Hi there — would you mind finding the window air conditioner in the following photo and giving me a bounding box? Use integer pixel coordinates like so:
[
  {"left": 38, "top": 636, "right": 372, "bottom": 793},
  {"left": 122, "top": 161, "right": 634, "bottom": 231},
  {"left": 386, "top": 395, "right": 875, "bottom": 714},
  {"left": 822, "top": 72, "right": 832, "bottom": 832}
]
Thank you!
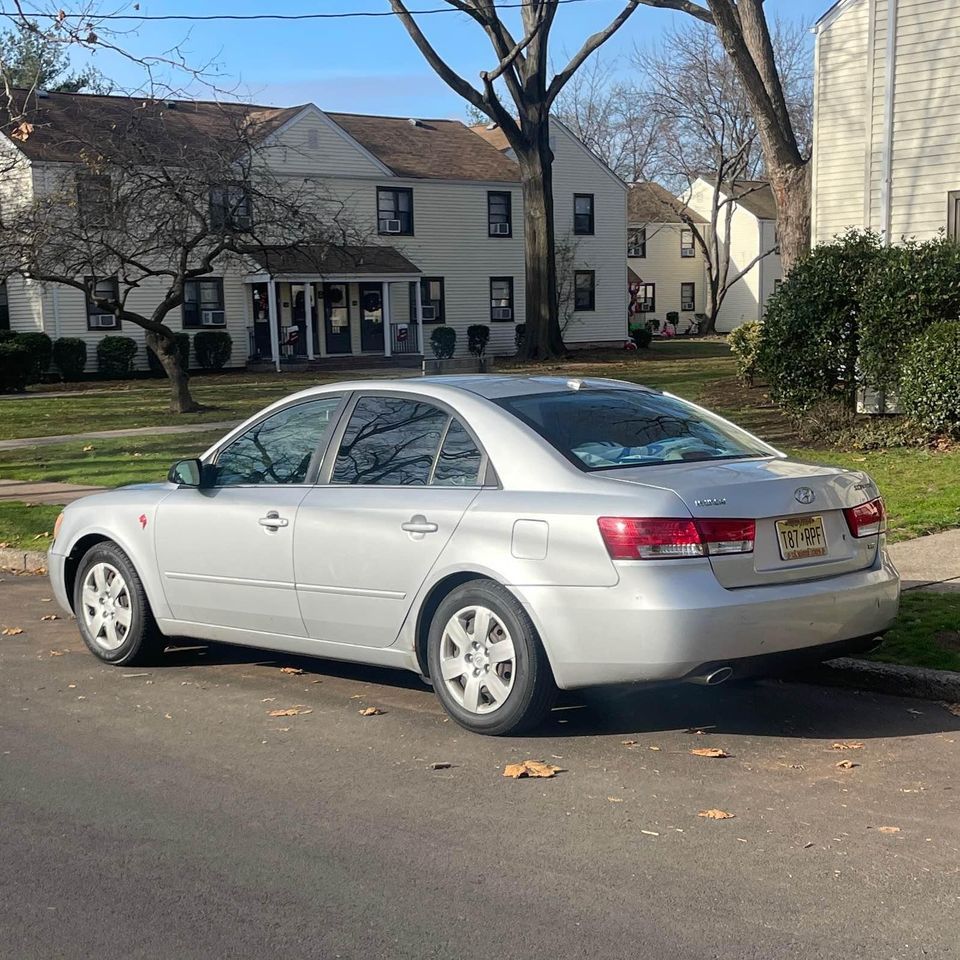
[
  {"left": 380, "top": 219, "right": 402, "bottom": 233},
  {"left": 201, "top": 309, "right": 226, "bottom": 326},
  {"left": 89, "top": 314, "right": 116, "bottom": 328},
  {"left": 420, "top": 305, "right": 436, "bottom": 320},
  {"left": 490, "top": 222, "right": 510, "bottom": 235},
  {"left": 492, "top": 307, "right": 513, "bottom": 320},
  {"left": 682, "top": 301, "right": 695, "bottom": 311}
]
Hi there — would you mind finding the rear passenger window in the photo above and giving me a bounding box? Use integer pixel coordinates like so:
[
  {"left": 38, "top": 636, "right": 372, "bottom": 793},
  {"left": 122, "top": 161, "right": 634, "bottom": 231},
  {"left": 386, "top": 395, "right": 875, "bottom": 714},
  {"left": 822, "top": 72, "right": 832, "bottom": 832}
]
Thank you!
[{"left": 434, "top": 419, "right": 482, "bottom": 486}]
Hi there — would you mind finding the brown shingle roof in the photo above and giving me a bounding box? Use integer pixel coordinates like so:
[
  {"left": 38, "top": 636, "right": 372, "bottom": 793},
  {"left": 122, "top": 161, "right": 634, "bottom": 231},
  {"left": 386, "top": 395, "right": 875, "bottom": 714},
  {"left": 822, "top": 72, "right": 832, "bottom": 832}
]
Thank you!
[
  {"left": 628, "top": 182, "right": 706, "bottom": 224},
  {"left": 469, "top": 123, "right": 511, "bottom": 153},
  {"left": 329, "top": 113, "right": 519, "bottom": 182},
  {"left": 249, "top": 244, "right": 420, "bottom": 277}
]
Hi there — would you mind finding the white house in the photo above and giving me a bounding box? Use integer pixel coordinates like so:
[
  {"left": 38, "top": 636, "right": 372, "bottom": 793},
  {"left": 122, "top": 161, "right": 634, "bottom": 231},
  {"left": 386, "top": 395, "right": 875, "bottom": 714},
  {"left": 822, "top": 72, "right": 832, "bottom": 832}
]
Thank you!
[
  {"left": 812, "top": 0, "right": 960, "bottom": 245},
  {"left": 0, "top": 91, "right": 627, "bottom": 372}
]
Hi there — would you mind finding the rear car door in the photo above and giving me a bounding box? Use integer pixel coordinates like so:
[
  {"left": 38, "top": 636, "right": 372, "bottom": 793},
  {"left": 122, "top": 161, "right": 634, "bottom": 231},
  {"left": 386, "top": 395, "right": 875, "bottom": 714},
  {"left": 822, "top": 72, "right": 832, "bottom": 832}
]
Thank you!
[
  {"left": 293, "top": 393, "right": 485, "bottom": 648},
  {"left": 155, "top": 395, "right": 345, "bottom": 636}
]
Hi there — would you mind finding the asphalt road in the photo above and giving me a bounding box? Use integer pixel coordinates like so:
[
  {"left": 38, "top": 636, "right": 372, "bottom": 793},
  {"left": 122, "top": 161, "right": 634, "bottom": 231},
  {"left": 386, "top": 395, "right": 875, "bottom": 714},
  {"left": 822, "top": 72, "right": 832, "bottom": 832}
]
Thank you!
[{"left": 2, "top": 573, "right": 959, "bottom": 960}]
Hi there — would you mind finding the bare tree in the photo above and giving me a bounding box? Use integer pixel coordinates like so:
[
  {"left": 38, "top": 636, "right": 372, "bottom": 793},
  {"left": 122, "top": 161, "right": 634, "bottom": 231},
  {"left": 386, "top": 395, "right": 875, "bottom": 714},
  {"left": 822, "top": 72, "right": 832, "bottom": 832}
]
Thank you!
[
  {"left": 388, "top": 0, "right": 640, "bottom": 359},
  {"left": 0, "top": 92, "right": 355, "bottom": 412},
  {"left": 637, "top": 0, "right": 812, "bottom": 272}
]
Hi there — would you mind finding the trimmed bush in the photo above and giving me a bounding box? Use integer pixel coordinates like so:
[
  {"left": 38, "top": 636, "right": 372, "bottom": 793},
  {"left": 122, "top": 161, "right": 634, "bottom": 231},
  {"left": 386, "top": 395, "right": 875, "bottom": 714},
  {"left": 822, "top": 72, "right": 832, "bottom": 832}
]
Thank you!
[
  {"left": 728, "top": 321, "right": 763, "bottom": 386},
  {"left": 430, "top": 325, "right": 456, "bottom": 360},
  {"left": 628, "top": 324, "right": 653, "bottom": 349},
  {"left": 147, "top": 332, "right": 190, "bottom": 375},
  {"left": 0, "top": 340, "right": 31, "bottom": 392},
  {"left": 467, "top": 324, "right": 490, "bottom": 357},
  {"left": 193, "top": 329, "right": 233, "bottom": 370},
  {"left": 53, "top": 337, "right": 88, "bottom": 381},
  {"left": 0, "top": 329, "right": 17, "bottom": 343},
  {"left": 514, "top": 323, "right": 526, "bottom": 354},
  {"left": 15, "top": 331, "right": 52, "bottom": 382},
  {"left": 97, "top": 335, "right": 138, "bottom": 378},
  {"left": 758, "top": 230, "right": 883, "bottom": 412},
  {"left": 898, "top": 321, "right": 960, "bottom": 438}
]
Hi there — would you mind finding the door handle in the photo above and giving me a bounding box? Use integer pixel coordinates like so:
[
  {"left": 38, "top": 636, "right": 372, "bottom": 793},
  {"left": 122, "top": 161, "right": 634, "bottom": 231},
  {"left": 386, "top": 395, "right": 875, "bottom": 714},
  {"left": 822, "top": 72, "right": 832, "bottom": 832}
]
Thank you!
[
  {"left": 258, "top": 511, "right": 289, "bottom": 530},
  {"left": 401, "top": 514, "right": 438, "bottom": 535}
]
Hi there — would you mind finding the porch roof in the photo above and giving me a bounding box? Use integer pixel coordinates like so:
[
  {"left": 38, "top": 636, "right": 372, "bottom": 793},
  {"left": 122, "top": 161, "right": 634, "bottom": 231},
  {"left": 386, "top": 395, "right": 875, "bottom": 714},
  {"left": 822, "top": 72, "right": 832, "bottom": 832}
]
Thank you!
[{"left": 247, "top": 244, "right": 421, "bottom": 280}]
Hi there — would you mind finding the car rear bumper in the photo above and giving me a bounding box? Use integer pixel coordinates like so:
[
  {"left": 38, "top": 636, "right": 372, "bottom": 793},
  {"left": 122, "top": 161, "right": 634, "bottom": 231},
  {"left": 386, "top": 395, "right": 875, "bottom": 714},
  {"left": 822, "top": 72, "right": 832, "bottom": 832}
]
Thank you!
[{"left": 512, "top": 552, "right": 900, "bottom": 689}]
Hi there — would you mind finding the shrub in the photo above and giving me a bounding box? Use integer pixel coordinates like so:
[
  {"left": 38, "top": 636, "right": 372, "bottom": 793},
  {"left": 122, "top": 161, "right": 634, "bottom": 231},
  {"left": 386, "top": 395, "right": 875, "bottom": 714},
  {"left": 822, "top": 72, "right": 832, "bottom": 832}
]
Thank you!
[
  {"left": 467, "top": 324, "right": 490, "bottom": 357},
  {"left": 193, "top": 330, "right": 233, "bottom": 370},
  {"left": 628, "top": 324, "right": 653, "bottom": 349},
  {"left": 147, "top": 332, "right": 190, "bottom": 375},
  {"left": 430, "top": 325, "right": 456, "bottom": 360},
  {"left": 728, "top": 321, "right": 763, "bottom": 386},
  {"left": 53, "top": 337, "right": 88, "bottom": 380},
  {"left": 0, "top": 329, "right": 17, "bottom": 343},
  {"left": 15, "top": 331, "right": 52, "bottom": 382},
  {"left": 898, "top": 321, "right": 960, "bottom": 438},
  {"left": 514, "top": 323, "right": 526, "bottom": 354},
  {"left": 758, "top": 230, "right": 883, "bottom": 412},
  {"left": 0, "top": 340, "right": 31, "bottom": 392},
  {"left": 97, "top": 335, "right": 138, "bottom": 378}
]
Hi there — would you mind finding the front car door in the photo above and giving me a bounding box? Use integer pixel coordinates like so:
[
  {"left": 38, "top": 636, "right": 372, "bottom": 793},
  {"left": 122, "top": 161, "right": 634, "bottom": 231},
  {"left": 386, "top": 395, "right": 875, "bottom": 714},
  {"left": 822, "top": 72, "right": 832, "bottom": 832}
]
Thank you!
[
  {"left": 294, "top": 393, "right": 487, "bottom": 648},
  {"left": 155, "top": 394, "right": 345, "bottom": 637}
]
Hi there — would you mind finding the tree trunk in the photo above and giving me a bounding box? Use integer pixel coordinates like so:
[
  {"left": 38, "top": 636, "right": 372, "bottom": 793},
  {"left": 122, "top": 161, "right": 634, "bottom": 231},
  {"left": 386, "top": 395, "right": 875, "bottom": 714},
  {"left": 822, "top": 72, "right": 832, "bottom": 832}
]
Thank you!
[
  {"left": 769, "top": 160, "right": 811, "bottom": 274},
  {"left": 701, "top": 287, "right": 719, "bottom": 335},
  {"left": 145, "top": 328, "right": 200, "bottom": 414},
  {"left": 517, "top": 126, "right": 566, "bottom": 361}
]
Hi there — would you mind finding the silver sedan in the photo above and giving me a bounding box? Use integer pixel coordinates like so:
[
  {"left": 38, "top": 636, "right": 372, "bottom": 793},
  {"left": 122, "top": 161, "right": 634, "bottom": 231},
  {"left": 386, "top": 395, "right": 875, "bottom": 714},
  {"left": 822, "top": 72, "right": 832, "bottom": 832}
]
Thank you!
[{"left": 48, "top": 376, "right": 900, "bottom": 735}]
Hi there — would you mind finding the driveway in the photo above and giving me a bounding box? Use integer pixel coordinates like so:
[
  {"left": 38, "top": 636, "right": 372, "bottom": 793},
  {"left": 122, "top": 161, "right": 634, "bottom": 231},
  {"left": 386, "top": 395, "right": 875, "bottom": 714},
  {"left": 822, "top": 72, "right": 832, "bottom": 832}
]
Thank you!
[{"left": 2, "top": 574, "right": 958, "bottom": 960}]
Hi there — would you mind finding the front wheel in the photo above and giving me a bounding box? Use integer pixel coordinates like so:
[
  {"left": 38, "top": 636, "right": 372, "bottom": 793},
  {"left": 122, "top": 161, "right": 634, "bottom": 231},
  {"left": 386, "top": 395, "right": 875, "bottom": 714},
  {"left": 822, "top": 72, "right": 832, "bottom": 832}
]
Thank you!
[{"left": 427, "top": 579, "right": 557, "bottom": 736}]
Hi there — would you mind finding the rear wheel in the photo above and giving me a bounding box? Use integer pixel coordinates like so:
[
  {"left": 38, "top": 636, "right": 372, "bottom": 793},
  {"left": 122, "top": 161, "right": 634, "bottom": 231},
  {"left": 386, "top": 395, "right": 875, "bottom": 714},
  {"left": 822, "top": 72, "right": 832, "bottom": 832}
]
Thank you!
[
  {"left": 427, "top": 579, "right": 556, "bottom": 736},
  {"left": 73, "top": 542, "right": 164, "bottom": 666}
]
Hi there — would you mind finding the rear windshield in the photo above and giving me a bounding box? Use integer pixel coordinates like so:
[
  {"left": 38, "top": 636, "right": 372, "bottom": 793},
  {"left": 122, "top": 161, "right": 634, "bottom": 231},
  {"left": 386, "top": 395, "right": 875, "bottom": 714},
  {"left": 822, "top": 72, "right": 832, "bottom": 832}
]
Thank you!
[{"left": 496, "top": 388, "right": 771, "bottom": 471}]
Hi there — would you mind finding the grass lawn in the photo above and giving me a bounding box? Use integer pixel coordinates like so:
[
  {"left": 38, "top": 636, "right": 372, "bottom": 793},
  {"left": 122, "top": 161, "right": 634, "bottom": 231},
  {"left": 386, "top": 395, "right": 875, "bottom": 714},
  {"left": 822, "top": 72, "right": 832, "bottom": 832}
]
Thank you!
[
  {"left": 866, "top": 591, "right": 960, "bottom": 672},
  {"left": 0, "top": 501, "right": 63, "bottom": 550}
]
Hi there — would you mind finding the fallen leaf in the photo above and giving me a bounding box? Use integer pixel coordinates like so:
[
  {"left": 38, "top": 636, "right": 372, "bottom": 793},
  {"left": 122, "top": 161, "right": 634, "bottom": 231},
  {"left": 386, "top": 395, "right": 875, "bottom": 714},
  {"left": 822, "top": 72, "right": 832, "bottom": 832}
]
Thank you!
[
  {"left": 1, "top": 627, "right": 23, "bottom": 636},
  {"left": 48, "top": 650, "right": 64, "bottom": 657},
  {"left": 67, "top": 683, "right": 76, "bottom": 689},
  {"left": 944, "top": 703, "right": 960, "bottom": 717},
  {"left": 831, "top": 742, "right": 865, "bottom": 751},
  {"left": 685, "top": 727, "right": 712, "bottom": 735},
  {"left": 648, "top": 745, "right": 662, "bottom": 751},
  {"left": 40, "top": 614, "right": 59, "bottom": 621},
  {"left": 877, "top": 826, "right": 900, "bottom": 834},
  {"left": 698, "top": 809, "right": 735, "bottom": 820},
  {"left": 164, "top": 713, "right": 172, "bottom": 720},
  {"left": 268, "top": 707, "right": 312, "bottom": 717},
  {"left": 260, "top": 697, "right": 276, "bottom": 702},
  {"left": 607, "top": 796, "right": 624, "bottom": 803},
  {"left": 81, "top": 445, "right": 94, "bottom": 452},
  {"left": 279, "top": 666, "right": 303, "bottom": 675},
  {"left": 836, "top": 760, "right": 859, "bottom": 769},
  {"left": 428, "top": 761, "right": 452, "bottom": 770},
  {"left": 803, "top": 841, "right": 815, "bottom": 849},
  {"left": 359, "top": 706, "right": 385, "bottom": 716},
  {"left": 502, "top": 760, "right": 565, "bottom": 779},
  {"left": 349, "top": 694, "right": 363, "bottom": 700},
  {"left": 691, "top": 747, "right": 731, "bottom": 759},
  {"left": 621, "top": 739, "right": 638, "bottom": 746},
  {"left": 641, "top": 830, "right": 659, "bottom": 836},
  {"left": 40, "top": 597, "right": 52, "bottom": 602}
]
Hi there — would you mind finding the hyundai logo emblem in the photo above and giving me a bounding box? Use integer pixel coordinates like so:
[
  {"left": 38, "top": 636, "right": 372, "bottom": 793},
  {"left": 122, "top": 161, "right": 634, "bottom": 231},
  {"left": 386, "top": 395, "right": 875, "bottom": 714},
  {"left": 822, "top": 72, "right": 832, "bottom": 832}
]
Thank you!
[{"left": 794, "top": 487, "right": 816, "bottom": 505}]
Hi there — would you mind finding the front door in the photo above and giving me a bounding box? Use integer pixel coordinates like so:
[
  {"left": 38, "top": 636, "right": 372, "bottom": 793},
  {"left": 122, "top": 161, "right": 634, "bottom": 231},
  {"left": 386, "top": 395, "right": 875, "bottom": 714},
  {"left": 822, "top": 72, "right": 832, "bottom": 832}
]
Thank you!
[
  {"left": 323, "top": 282, "right": 352, "bottom": 355},
  {"left": 155, "top": 394, "right": 346, "bottom": 637},
  {"left": 359, "top": 283, "right": 385, "bottom": 352},
  {"left": 294, "top": 394, "right": 485, "bottom": 648}
]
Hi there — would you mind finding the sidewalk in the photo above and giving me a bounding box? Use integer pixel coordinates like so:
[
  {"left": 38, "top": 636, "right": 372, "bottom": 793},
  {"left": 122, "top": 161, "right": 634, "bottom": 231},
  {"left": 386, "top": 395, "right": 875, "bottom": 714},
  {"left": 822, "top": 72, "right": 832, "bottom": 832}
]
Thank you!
[
  {"left": 0, "top": 480, "right": 105, "bottom": 505},
  {"left": 0, "top": 420, "right": 240, "bottom": 451},
  {"left": 887, "top": 529, "right": 960, "bottom": 593}
]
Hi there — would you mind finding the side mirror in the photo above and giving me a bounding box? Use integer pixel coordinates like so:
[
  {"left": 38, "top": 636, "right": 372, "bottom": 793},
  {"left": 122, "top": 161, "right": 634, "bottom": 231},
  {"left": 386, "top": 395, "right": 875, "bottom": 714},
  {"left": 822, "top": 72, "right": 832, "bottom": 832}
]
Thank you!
[{"left": 168, "top": 458, "right": 204, "bottom": 488}]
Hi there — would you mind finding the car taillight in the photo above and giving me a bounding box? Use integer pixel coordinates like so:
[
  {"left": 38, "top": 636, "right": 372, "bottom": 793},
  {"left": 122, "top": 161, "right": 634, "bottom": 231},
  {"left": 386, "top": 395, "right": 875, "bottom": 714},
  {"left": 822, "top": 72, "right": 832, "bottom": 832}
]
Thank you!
[
  {"left": 843, "top": 497, "right": 886, "bottom": 538},
  {"left": 598, "top": 517, "right": 755, "bottom": 560}
]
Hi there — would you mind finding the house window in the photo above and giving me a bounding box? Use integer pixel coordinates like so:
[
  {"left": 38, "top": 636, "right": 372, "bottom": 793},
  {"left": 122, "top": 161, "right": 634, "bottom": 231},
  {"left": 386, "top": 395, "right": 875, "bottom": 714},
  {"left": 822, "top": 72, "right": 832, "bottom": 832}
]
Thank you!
[
  {"left": 637, "top": 283, "right": 655, "bottom": 313},
  {"left": 487, "top": 191, "right": 512, "bottom": 237},
  {"left": 628, "top": 228, "right": 646, "bottom": 258},
  {"left": 209, "top": 184, "right": 252, "bottom": 231},
  {"left": 948, "top": 190, "right": 960, "bottom": 241},
  {"left": 490, "top": 277, "right": 514, "bottom": 322},
  {"left": 680, "top": 228, "right": 695, "bottom": 258},
  {"left": 377, "top": 187, "right": 414, "bottom": 235},
  {"left": 574, "top": 270, "right": 596, "bottom": 311},
  {"left": 680, "top": 282, "right": 695, "bottom": 312},
  {"left": 0, "top": 281, "right": 8, "bottom": 330},
  {"left": 574, "top": 194, "right": 595, "bottom": 235},
  {"left": 410, "top": 277, "right": 445, "bottom": 323},
  {"left": 183, "top": 278, "right": 225, "bottom": 328},
  {"left": 76, "top": 171, "right": 111, "bottom": 226},
  {"left": 85, "top": 276, "right": 120, "bottom": 330}
]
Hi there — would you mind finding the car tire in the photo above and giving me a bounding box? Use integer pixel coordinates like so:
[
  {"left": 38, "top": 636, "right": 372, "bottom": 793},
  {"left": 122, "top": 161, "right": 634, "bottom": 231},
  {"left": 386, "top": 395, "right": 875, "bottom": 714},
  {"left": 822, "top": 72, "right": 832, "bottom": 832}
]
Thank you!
[
  {"left": 427, "top": 579, "right": 557, "bottom": 736},
  {"left": 73, "top": 541, "right": 165, "bottom": 666}
]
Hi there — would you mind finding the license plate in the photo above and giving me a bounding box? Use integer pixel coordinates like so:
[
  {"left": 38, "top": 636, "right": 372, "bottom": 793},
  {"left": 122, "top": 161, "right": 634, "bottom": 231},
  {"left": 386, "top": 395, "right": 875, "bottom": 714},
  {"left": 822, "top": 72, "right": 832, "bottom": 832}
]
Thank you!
[{"left": 776, "top": 515, "right": 828, "bottom": 561}]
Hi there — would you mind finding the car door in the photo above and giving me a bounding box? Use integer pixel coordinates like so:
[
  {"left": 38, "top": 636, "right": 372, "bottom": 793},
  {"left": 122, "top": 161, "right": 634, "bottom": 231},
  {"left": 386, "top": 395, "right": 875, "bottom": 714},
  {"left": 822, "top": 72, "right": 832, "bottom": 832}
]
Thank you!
[
  {"left": 293, "top": 393, "right": 486, "bottom": 648},
  {"left": 155, "top": 394, "right": 345, "bottom": 636}
]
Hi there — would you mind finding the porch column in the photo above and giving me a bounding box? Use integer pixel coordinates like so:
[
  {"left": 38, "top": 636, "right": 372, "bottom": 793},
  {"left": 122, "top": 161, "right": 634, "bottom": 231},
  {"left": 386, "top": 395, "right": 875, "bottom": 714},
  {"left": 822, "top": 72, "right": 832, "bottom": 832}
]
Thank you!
[
  {"left": 304, "top": 283, "right": 315, "bottom": 360},
  {"left": 413, "top": 278, "right": 424, "bottom": 354},
  {"left": 267, "top": 280, "right": 281, "bottom": 373},
  {"left": 381, "top": 280, "right": 392, "bottom": 358}
]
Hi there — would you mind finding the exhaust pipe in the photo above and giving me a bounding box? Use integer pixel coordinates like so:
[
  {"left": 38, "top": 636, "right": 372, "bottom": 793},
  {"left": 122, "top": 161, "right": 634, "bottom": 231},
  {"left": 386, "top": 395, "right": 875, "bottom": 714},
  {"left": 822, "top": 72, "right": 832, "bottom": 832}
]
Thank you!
[{"left": 688, "top": 666, "right": 734, "bottom": 686}]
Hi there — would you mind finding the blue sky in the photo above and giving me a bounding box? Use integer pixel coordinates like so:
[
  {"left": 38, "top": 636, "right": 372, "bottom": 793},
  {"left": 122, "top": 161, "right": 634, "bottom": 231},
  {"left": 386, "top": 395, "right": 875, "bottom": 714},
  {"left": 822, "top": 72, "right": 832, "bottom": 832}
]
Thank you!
[{"left": 64, "top": 0, "right": 828, "bottom": 116}]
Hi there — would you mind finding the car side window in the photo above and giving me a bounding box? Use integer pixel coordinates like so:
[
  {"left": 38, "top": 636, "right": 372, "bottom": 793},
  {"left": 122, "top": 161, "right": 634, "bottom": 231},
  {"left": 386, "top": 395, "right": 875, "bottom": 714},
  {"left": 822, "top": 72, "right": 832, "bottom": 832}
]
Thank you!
[
  {"left": 214, "top": 396, "right": 343, "bottom": 486},
  {"left": 433, "top": 418, "right": 483, "bottom": 486}
]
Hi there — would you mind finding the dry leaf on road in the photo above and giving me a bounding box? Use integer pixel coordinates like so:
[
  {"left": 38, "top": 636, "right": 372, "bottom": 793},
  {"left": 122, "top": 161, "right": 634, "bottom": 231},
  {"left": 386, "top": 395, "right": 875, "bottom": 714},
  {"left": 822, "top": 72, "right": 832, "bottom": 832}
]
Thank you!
[
  {"left": 836, "top": 760, "right": 859, "bottom": 769},
  {"left": 279, "top": 666, "right": 303, "bottom": 675},
  {"left": 2, "top": 627, "right": 24, "bottom": 636},
  {"left": 944, "top": 703, "right": 960, "bottom": 717},
  {"left": 831, "top": 742, "right": 865, "bottom": 750},
  {"left": 502, "top": 759, "right": 564, "bottom": 779},
  {"left": 428, "top": 761, "right": 452, "bottom": 770},
  {"left": 641, "top": 830, "right": 659, "bottom": 836},
  {"left": 48, "top": 650, "right": 64, "bottom": 657},
  {"left": 876, "top": 826, "right": 901, "bottom": 834},
  {"left": 621, "top": 739, "right": 638, "bottom": 746},
  {"left": 607, "top": 796, "right": 624, "bottom": 803},
  {"left": 268, "top": 707, "right": 312, "bottom": 718},
  {"left": 698, "top": 809, "right": 735, "bottom": 820},
  {"left": 359, "top": 706, "right": 385, "bottom": 716},
  {"left": 649, "top": 745, "right": 662, "bottom": 751},
  {"left": 40, "top": 614, "right": 59, "bottom": 621},
  {"left": 691, "top": 747, "right": 731, "bottom": 759}
]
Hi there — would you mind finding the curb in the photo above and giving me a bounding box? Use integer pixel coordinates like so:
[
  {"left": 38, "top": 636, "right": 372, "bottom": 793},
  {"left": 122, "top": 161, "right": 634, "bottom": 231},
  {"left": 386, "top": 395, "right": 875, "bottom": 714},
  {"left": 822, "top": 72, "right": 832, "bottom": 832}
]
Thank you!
[
  {"left": 0, "top": 547, "right": 47, "bottom": 574},
  {"left": 803, "top": 656, "right": 960, "bottom": 703}
]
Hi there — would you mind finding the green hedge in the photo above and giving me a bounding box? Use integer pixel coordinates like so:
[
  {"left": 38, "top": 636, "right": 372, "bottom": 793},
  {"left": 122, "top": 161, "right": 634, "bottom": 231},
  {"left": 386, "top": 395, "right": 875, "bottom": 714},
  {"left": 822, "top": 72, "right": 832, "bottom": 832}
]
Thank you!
[
  {"left": 899, "top": 321, "right": 960, "bottom": 438},
  {"left": 97, "top": 335, "right": 138, "bottom": 378},
  {"left": 147, "top": 332, "right": 190, "bottom": 375},
  {"left": 430, "top": 325, "right": 456, "bottom": 360},
  {"left": 193, "top": 330, "right": 232, "bottom": 370},
  {"left": 467, "top": 324, "right": 490, "bottom": 357},
  {"left": 53, "top": 338, "right": 88, "bottom": 381},
  {"left": 0, "top": 340, "right": 31, "bottom": 392},
  {"left": 16, "top": 331, "right": 52, "bottom": 382},
  {"left": 728, "top": 321, "right": 763, "bottom": 386}
]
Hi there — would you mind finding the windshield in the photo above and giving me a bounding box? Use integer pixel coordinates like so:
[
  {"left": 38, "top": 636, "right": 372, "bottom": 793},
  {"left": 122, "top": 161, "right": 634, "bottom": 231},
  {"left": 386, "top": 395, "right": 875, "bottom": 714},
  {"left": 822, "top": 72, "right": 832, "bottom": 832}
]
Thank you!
[{"left": 496, "top": 388, "right": 772, "bottom": 471}]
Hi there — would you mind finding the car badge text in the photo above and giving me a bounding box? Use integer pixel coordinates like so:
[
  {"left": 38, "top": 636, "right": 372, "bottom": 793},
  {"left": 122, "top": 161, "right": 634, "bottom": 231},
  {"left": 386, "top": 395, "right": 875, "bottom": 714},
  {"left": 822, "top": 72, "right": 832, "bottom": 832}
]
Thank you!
[{"left": 694, "top": 497, "right": 727, "bottom": 507}]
